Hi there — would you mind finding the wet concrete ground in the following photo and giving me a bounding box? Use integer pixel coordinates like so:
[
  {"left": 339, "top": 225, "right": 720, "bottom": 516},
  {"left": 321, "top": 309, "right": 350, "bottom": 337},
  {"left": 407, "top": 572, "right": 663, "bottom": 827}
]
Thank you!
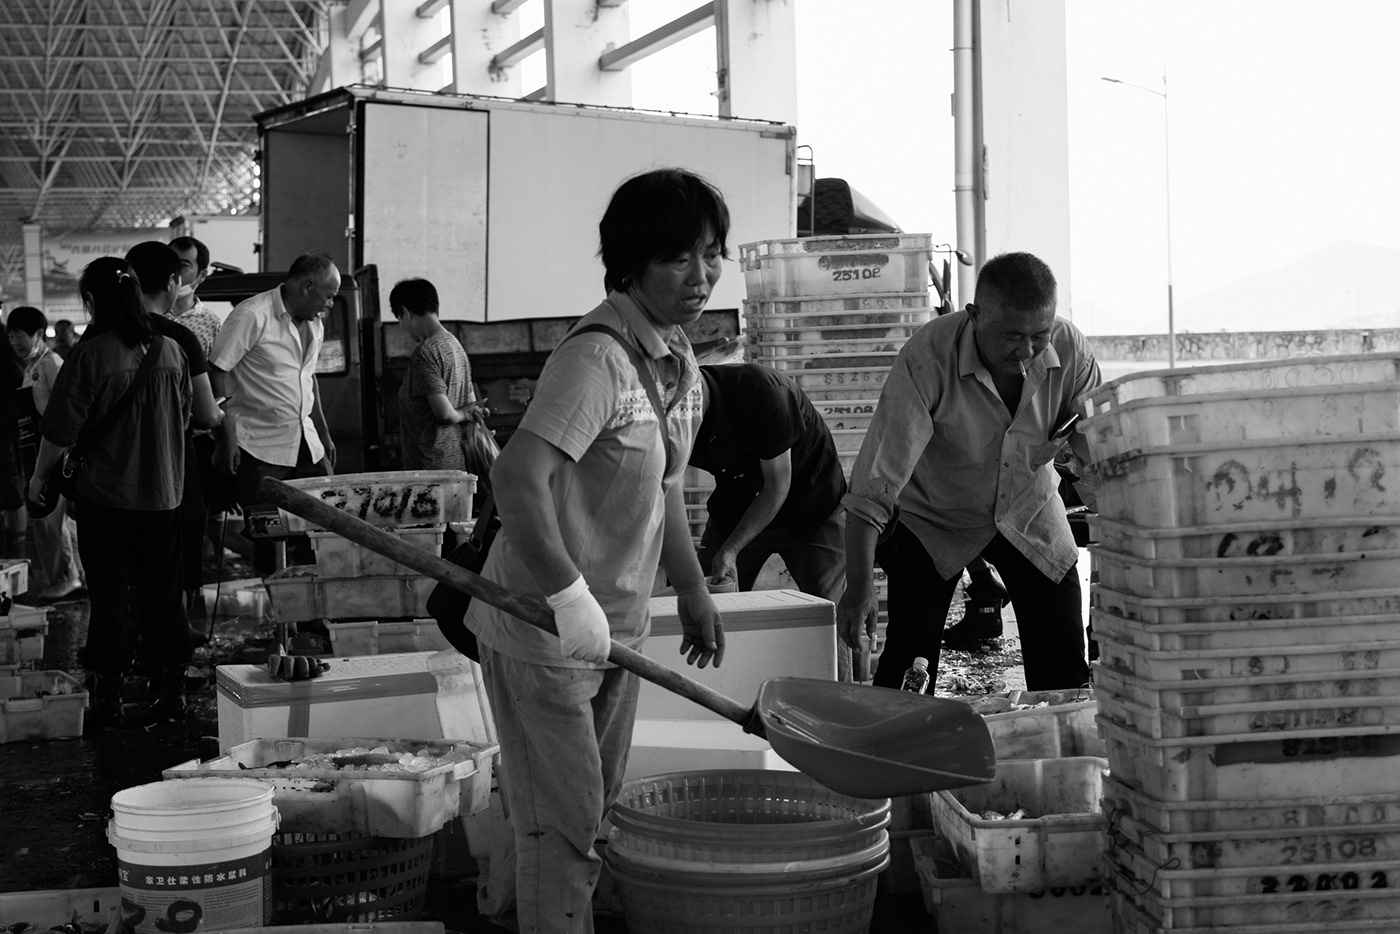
[{"left": 0, "top": 540, "right": 1024, "bottom": 930}]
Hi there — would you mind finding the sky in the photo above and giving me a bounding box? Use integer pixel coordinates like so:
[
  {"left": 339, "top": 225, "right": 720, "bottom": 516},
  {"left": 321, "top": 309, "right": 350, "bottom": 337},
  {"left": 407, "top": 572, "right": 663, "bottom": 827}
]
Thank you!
[{"left": 519, "top": 0, "right": 1400, "bottom": 336}]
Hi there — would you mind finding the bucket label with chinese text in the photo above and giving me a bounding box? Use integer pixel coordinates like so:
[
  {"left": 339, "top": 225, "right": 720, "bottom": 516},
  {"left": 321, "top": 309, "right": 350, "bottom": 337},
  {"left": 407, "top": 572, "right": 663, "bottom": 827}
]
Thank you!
[{"left": 116, "top": 850, "right": 271, "bottom": 934}]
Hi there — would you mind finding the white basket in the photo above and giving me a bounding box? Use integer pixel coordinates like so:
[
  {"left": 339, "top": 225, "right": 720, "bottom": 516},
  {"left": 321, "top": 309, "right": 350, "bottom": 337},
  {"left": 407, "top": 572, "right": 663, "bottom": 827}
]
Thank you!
[
  {"left": 1097, "top": 715, "right": 1400, "bottom": 802},
  {"left": 0, "top": 605, "right": 49, "bottom": 668},
  {"left": 1087, "top": 352, "right": 1400, "bottom": 409},
  {"left": 1, "top": 670, "right": 86, "bottom": 743},
  {"left": 279, "top": 470, "right": 476, "bottom": 532},
  {"left": 1085, "top": 434, "right": 1400, "bottom": 529},
  {"left": 739, "top": 234, "right": 933, "bottom": 300},
  {"left": 1091, "top": 606, "right": 1400, "bottom": 654},
  {"left": 981, "top": 689, "right": 1106, "bottom": 760},
  {"left": 326, "top": 619, "right": 451, "bottom": 656},
  {"left": 1086, "top": 514, "right": 1400, "bottom": 561},
  {"left": 1092, "top": 581, "right": 1400, "bottom": 625},
  {"left": 163, "top": 736, "right": 498, "bottom": 838},
  {"left": 1082, "top": 379, "right": 1400, "bottom": 466},
  {"left": 308, "top": 525, "right": 446, "bottom": 577},
  {"left": 1090, "top": 543, "right": 1400, "bottom": 600},
  {"left": 0, "top": 559, "right": 28, "bottom": 600},
  {"left": 929, "top": 756, "right": 1107, "bottom": 894},
  {"left": 263, "top": 566, "right": 435, "bottom": 622}
]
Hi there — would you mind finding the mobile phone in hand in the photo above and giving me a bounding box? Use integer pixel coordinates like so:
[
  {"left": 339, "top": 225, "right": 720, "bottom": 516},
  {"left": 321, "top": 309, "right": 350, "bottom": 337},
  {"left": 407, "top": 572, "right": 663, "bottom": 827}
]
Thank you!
[{"left": 1051, "top": 412, "right": 1082, "bottom": 440}]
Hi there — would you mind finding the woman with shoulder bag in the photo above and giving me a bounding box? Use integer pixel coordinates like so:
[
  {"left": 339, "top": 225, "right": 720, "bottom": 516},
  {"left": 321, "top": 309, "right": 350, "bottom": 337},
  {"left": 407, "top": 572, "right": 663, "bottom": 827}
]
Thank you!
[{"left": 26, "top": 256, "right": 193, "bottom": 730}]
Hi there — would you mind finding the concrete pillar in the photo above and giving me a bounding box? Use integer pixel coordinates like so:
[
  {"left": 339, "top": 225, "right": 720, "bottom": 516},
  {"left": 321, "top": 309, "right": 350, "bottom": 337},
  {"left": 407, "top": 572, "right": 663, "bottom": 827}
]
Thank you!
[
  {"left": 381, "top": 0, "right": 441, "bottom": 91},
  {"left": 544, "top": 0, "right": 631, "bottom": 106},
  {"left": 310, "top": 6, "right": 368, "bottom": 95},
  {"left": 22, "top": 223, "right": 43, "bottom": 306},
  {"left": 714, "top": 0, "right": 797, "bottom": 125},
  {"left": 449, "top": 0, "right": 523, "bottom": 97}
]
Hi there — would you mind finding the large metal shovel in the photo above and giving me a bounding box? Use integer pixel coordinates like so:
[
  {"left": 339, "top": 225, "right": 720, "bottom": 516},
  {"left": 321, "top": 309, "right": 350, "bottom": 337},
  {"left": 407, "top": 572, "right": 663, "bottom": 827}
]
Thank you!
[{"left": 259, "top": 477, "right": 996, "bottom": 798}]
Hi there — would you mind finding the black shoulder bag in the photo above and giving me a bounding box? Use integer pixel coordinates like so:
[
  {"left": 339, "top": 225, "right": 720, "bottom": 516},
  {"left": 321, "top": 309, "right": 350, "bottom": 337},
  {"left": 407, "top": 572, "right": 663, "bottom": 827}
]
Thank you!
[{"left": 427, "top": 322, "right": 675, "bottom": 660}]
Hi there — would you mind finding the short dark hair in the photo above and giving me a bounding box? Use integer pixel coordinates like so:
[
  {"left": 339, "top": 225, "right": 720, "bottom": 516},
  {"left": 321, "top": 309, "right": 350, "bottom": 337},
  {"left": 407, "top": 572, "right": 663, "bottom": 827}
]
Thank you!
[
  {"left": 288, "top": 253, "right": 338, "bottom": 282},
  {"left": 389, "top": 278, "right": 439, "bottom": 318},
  {"left": 973, "top": 252, "right": 1057, "bottom": 313},
  {"left": 125, "top": 241, "right": 182, "bottom": 297},
  {"left": 7, "top": 306, "right": 46, "bottom": 337},
  {"left": 169, "top": 235, "right": 209, "bottom": 270},
  {"left": 598, "top": 168, "right": 731, "bottom": 293},
  {"left": 52, "top": 319, "right": 75, "bottom": 336},
  {"left": 80, "top": 257, "right": 152, "bottom": 345}
]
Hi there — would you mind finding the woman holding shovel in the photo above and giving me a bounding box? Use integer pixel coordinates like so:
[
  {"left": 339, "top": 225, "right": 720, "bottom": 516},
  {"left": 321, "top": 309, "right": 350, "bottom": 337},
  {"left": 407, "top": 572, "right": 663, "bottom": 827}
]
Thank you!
[{"left": 464, "top": 167, "right": 728, "bottom": 933}]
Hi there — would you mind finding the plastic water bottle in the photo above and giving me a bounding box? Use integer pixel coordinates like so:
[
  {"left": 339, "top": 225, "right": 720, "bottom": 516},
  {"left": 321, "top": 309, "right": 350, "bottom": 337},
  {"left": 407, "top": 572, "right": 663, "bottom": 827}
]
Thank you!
[{"left": 901, "top": 656, "right": 931, "bottom": 695}]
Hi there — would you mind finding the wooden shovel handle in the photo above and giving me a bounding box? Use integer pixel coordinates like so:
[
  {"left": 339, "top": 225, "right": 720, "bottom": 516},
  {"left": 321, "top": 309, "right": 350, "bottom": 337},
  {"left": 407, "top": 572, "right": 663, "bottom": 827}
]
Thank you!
[{"left": 257, "top": 478, "right": 762, "bottom": 734}]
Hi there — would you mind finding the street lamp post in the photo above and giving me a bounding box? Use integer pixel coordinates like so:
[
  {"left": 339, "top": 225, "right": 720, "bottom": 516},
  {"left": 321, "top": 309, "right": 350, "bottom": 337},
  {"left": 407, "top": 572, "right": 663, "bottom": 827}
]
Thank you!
[{"left": 1102, "top": 74, "right": 1175, "bottom": 368}]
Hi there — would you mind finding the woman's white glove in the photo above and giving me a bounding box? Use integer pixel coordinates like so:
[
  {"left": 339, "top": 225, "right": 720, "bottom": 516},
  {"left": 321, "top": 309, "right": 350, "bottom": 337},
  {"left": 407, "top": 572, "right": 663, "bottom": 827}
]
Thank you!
[{"left": 547, "top": 575, "right": 611, "bottom": 664}]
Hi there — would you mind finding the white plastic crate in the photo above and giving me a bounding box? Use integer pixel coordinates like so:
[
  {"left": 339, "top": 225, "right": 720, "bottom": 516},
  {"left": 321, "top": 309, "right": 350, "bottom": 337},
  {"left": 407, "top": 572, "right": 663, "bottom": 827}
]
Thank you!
[
  {"left": 1105, "top": 833, "right": 1400, "bottom": 930},
  {"left": 1103, "top": 773, "right": 1400, "bottom": 871},
  {"left": 0, "top": 605, "right": 49, "bottom": 668},
  {"left": 746, "top": 323, "right": 928, "bottom": 352},
  {"left": 1094, "top": 627, "right": 1400, "bottom": 685},
  {"left": 163, "top": 736, "right": 497, "bottom": 838},
  {"left": 1091, "top": 606, "right": 1400, "bottom": 654},
  {"left": 279, "top": 470, "right": 476, "bottom": 533},
  {"left": 1087, "top": 513, "right": 1400, "bottom": 562},
  {"left": 327, "top": 619, "right": 451, "bottom": 657},
  {"left": 1091, "top": 581, "right": 1400, "bottom": 625},
  {"left": 739, "top": 234, "right": 933, "bottom": 300},
  {"left": 751, "top": 348, "right": 901, "bottom": 372},
  {"left": 829, "top": 428, "right": 866, "bottom": 453},
  {"left": 263, "top": 566, "right": 434, "bottom": 622},
  {"left": 1097, "top": 715, "right": 1400, "bottom": 802},
  {"left": 0, "top": 558, "right": 28, "bottom": 600},
  {"left": 1081, "top": 380, "right": 1400, "bottom": 467},
  {"left": 0, "top": 888, "right": 122, "bottom": 928},
  {"left": 1091, "top": 544, "right": 1400, "bottom": 600},
  {"left": 783, "top": 365, "right": 892, "bottom": 396},
  {"left": 808, "top": 384, "right": 887, "bottom": 405},
  {"left": 1085, "top": 434, "right": 1400, "bottom": 529},
  {"left": 912, "top": 836, "right": 1112, "bottom": 934},
  {"left": 981, "top": 689, "right": 1106, "bottom": 760},
  {"left": 1087, "top": 353, "right": 1400, "bottom": 410},
  {"left": 743, "top": 291, "right": 935, "bottom": 320},
  {"left": 1, "top": 669, "right": 86, "bottom": 743},
  {"left": 810, "top": 397, "right": 878, "bottom": 426},
  {"left": 929, "top": 756, "right": 1107, "bottom": 894},
  {"left": 308, "top": 525, "right": 446, "bottom": 577}
]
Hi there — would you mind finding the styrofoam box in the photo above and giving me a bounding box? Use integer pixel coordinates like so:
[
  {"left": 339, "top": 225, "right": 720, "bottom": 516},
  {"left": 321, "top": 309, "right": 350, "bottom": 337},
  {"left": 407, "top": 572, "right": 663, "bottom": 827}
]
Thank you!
[
  {"left": 1096, "top": 715, "right": 1400, "bottom": 802},
  {"left": 1091, "top": 581, "right": 1400, "bottom": 625},
  {"left": 1103, "top": 772, "right": 1400, "bottom": 871},
  {"left": 1085, "top": 434, "right": 1400, "bottom": 529},
  {"left": 0, "top": 604, "right": 49, "bottom": 667},
  {"left": 1092, "top": 606, "right": 1400, "bottom": 654},
  {"left": 929, "top": 756, "right": 1107, "bottom": 894},
  {"left": 1, "top": 670, "right": 86, "bottom": 743},
  {"left": 216, "top": 651, "right": 492, "bottom": 752},
  {"left": 0, "top": 888, "right": 122, "bottom": 929},
  {"left": 279, "top": 470, "right": 476, "bottom": 533},
  {"left": 1088, "top": 513, "right": 1400, "bottom": 563},
  {"left": 624, "top": 718, "right": 795, "bottom": 784},
  {"left": 0, "top": 558, "right": 28, "bottom": 599},
  {"left": 1091, "top": 543, "right": 1400, "bottom": 600},
  {"left": 1094, "top": 669, "right": 1400, "bottom": 740},
  {"left": 912, "top": 834, "right": 1113, "bottom": 934},
  {"left": 739, "top": 234, "right": 933, "bottom": 300},
  {"left": 1086, "top": 352, "right": 1400, "bottom": 410},
  {"left": 982, "top": 690, "right": 1106, "bottom": 760},
  {"left": 1106, "top": 833, "right": 1400, "bottom": 930},
  {"left": 307, "top": 525, "right": 446, "bottom": 577},
  {"left": 262, "top": 565, "right": 434, "bottom": 622},
  {"left": 164, "top": 735, "right": 497, "bottom": 838},
  {"left": 640, "top": 590, "right": 836, "bottom": 722},
  {"left": 1081, "top": 380, "right": 1400, "bottom": 467},
  {"left": 326, "top": 619, "right": 451, "bottom": 657}
]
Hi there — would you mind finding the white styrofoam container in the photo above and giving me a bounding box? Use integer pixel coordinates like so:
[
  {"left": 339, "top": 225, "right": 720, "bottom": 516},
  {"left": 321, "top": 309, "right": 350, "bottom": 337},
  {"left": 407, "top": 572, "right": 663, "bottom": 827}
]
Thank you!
[
  {"left": 1091, "top": 543, "right": 1400, "bottom": 600},
  {"left": 1097, "top": 715, "right": 1400, "bottom": 802},
  {"left": 1087, "top": 513, "right": 1400, "bottom": 562},
  {"left": 1, "top": 669, "right": 86, "bottom": 743},
  {"left": 0, "top": 558, "right": 29, "bottom": 600},
  {"left": 1091, "top": 605, "right": 1400, "bottom": 653},
  {"left": 1081, "top": 380, "right": 1400, "bottom": 466},
  {"left": 216, "top": 651, "right": 493, "bottom": 752},
  {"left": 279, "top": 470, "right": 476, "bottom": 533},
  {"left": 913, "top": 836, "right": 1112, "bottom": 934},
  {"left": 929, "top": 757, "right": 1107, "bottom": 894},
  {"left": 640, "top": 590, "right": 836, "bottom": 722},
  {"left": 307, "top": 525, "right": 446, "bottom": 577},
  {"left": 0, "top": 604, "right": 49, "bottom": 667},
  {"left": 1091, "top": 581, "right": 1400, "bottom": 626},
  {"left": 739, "top": 234, "right": 933, "bottom": 300},
  {"left": 263, "top": 566, "right": 434, "bottom": 622},
  {"left": 1085, "top": 434, "right": 1400, "bottom": 529},
  {"left": 163, "top": 736, "right": 498, "bottom": 838},
  {"left": 1086, "top": 353, "right": 1400, "bottom": 410}
]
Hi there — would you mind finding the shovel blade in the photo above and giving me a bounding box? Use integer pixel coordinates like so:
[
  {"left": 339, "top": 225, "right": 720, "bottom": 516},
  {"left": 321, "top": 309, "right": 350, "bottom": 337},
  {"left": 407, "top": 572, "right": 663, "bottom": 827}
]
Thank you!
[{"left": 756, "top": 678, "right": 997, "bottom": 799}]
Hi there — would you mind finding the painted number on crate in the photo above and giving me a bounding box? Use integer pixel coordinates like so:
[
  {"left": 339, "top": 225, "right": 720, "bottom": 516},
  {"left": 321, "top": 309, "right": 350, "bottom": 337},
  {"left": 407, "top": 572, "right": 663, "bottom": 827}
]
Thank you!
[
  {"left": 830, "top": 268, "right": 883, "bottom": 282},
  {"left": 1280, "top": 837, "right": 1381, "bottom": 863},
  {"left": 1279, "top": 804, "right": 1396, "bottom": 827},
  {"left": 1259, "top": 870, "right": 1388, "bottom": 893},
  {"left": 818, "top": 253, "right": 889, "bottom": 282},
  {"left": 1249, "top": 706, "right": 1384, "bottom": 732}
]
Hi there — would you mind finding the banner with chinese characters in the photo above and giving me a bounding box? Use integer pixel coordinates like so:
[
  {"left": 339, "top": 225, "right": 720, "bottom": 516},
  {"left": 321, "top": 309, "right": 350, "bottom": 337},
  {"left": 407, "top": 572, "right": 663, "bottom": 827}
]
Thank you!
[{"left": 40, "top": 227, "right": 168, "bottom": 318}]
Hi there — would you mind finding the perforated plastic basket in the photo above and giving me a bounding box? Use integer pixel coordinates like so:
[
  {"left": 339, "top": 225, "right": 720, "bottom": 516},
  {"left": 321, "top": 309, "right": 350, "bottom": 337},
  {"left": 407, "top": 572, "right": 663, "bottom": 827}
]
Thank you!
[{"left": 269, "top": 831, "right": 433, "bottom": 924}]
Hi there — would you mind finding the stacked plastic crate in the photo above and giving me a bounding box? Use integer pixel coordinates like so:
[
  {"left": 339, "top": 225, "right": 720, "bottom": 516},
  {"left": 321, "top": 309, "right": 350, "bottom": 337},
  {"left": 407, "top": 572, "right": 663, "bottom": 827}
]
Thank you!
[
  {"left": 1078, "top": 353, "right": 1400, "bottom": 932},
  {"left": 261, "top": 471, "right": 475, "bottom": 654}
]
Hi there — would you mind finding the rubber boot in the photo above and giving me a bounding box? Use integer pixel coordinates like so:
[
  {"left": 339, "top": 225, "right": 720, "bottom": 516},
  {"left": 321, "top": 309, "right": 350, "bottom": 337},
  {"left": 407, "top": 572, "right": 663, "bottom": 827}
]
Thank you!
[
  {"left": 85, "top": 672, "right": 125, "bottom": 732},
  {"left": 146, "top": 665, "right": 188, "bottom": 723}
]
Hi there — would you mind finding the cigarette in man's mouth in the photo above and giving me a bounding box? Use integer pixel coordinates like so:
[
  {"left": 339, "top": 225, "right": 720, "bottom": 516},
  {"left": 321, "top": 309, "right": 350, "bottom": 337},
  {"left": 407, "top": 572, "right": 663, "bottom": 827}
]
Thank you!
[{"left": 1018, "top": 360, "right": 1027, "bottom": 377}]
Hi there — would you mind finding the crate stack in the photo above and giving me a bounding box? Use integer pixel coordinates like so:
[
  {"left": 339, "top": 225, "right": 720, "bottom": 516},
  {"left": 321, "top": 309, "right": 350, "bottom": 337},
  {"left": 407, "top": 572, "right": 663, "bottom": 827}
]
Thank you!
[
  {"left": 261, "top": 470, "right": 475, "bottom": 655},
  {"left": 0, "top": 560, "right": 84, "bottom": 744},
  {"left": 1078, "top": 353, "right": 1400, "bottom": 932}
]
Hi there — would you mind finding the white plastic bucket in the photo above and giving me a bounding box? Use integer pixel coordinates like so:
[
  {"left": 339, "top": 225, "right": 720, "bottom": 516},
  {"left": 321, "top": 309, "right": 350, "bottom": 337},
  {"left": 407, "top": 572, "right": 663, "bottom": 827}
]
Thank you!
[{"left": 108, "top": 779, "right": 278, "bottom": 934}]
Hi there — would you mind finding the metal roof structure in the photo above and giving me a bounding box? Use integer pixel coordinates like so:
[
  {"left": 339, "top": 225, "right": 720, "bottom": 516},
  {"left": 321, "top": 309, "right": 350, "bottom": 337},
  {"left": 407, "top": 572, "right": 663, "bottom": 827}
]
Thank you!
[{"left": 0, "top": 0, "right": 330, "bottom": 300}]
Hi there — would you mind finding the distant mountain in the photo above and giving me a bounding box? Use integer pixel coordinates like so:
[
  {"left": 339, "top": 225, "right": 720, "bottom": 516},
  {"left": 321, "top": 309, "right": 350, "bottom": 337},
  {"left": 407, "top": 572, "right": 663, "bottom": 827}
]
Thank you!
[{"left": 1175, "top": 240, "right": 1400, "bottom": 333}]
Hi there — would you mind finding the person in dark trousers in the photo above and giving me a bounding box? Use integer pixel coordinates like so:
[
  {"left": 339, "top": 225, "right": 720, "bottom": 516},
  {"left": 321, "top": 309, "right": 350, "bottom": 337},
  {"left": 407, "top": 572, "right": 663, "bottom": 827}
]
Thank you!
[
  {"left": 689, "top": 362, "right": 851, "bottom": 677},
  {"left": 838, "top": 252, "right": 1100, "bottom": 692}
]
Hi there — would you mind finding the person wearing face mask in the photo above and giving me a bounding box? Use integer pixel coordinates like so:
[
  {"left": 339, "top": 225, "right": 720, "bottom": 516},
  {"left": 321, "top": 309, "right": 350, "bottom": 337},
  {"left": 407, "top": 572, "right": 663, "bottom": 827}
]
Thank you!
[
  {"left": 7, "top": 306, "right": 84, "bottom": 599},
  {"left": 837, "top": 252, "right": 1101, "bottom": 693},
  {"left": 167, "top": 236, "right": 223, "bottom": 360},
  {"left": 209, "top": 253, "right": 339, "bottom": 573},
  {"left": 464, "top": 168, "right": 725, "bottom": 933}
]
